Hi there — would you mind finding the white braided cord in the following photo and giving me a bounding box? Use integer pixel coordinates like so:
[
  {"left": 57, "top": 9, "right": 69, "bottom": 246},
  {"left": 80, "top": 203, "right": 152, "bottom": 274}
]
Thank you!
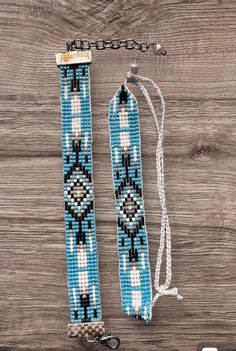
[{"left": 126, "top": 71, "right": 183, "bottom": 305}]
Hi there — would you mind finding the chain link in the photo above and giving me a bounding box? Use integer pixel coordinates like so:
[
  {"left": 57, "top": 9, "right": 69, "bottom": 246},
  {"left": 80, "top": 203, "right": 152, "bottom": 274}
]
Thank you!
[{"left": 66, "top": 39, "right": 166, "bottom": 55}]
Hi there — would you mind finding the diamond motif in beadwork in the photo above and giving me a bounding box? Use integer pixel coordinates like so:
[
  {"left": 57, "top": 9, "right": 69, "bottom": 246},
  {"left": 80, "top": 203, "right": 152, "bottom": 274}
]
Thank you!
[
  {"left": 116, "top": 178, "right": 144, "bottom": 234},
  {"left": 65, "top": 165, "right": 93, "bottom": 220}
]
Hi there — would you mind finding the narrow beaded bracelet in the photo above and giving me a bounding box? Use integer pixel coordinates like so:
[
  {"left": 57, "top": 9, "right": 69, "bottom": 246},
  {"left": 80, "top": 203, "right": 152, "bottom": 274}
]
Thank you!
[{"left": 108, "top": 85, "right": 152, "bottom": 321}]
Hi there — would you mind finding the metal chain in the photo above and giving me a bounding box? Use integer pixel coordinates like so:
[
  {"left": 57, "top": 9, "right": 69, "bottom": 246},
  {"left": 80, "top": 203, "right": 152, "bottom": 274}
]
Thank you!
[{"left": 66, "top": 39, "right": 167, "bottom": 56}]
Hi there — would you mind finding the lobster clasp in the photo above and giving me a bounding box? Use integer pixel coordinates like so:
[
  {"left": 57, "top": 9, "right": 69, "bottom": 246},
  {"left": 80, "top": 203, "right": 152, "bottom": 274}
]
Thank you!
[
  {"left": 98, "top": 334, "right": 120, "bottom": 349},
  {"left": 86, "top": 334, "right": 120, "bottom": 349}
]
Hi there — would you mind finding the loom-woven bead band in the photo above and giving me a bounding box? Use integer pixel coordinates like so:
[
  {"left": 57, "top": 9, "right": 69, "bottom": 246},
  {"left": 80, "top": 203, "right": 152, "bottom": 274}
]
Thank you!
[
  {"left": 59, "top": 63, "right": 103, "bottom": 335},
  {"left": 109, "top": 84, "right": 152, "bottom": 321}
]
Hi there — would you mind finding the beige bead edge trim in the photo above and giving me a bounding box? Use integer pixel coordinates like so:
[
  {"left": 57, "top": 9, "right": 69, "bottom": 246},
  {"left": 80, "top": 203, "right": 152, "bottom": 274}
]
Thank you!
[{"left": 68, "top": 321, "right": 105, "bottom": 337}]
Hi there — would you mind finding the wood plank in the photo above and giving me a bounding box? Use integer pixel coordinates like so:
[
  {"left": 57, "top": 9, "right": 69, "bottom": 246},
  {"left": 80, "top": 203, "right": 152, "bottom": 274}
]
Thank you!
[{"left": 0, "top": 0, "right": 236, "bottom": 350}]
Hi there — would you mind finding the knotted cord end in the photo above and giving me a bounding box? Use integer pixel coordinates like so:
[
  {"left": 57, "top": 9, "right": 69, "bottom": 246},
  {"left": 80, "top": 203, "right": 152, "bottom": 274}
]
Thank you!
[{"left": 153, "top": 286, "right": 183, "bottom": 306}]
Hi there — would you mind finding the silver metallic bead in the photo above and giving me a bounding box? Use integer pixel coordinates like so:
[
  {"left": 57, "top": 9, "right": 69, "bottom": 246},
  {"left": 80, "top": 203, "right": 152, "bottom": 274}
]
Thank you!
[
  {"left": 130, "top": 58, "right": 139, "bottom": 74},
  {"left": 153, "top": 43, "right": 166, "bottom": 56}
]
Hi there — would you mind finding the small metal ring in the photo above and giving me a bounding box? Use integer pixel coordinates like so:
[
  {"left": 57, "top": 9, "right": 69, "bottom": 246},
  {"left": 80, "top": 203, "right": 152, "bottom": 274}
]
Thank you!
[
  {"left": 111, "top": 39, "right": 120, "bottom": 50},
  {"left": 95, "top": 40, "right": 106, "bottom": 50},
  {"left": 132, "top": 40, "right": 140, "bottom": 50},
  {"left": 90, "top": 41, "right": 96, "bottom": 48},
  {"left": 104, "top": 40, "right": 112, "bottom": 48},
  {"left": 104, "top": 336, "right": 120, "bottom": 349},
  {"left": 139, "top": 42, "right": 149, "bottom": 52},
  {"left": 81, "top": 40, "right": 91, "bottom": 50},
  {"left": 119, "top": 39, "right": 127, "bottom": 47},
  {"left": 126, "top": 39, "right": 135, "bottom": 50},
  {"left": 111, "top": 39, "right": 120, "bottom": 49},
  {"left": 75, "top": 39, "right": 83, "bottom": 50}
]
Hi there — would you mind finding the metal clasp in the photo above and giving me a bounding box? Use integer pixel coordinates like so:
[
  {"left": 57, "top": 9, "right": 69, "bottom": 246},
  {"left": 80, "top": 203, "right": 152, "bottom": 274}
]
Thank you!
[{"left": 86, "top": 334, "right": 120, "bottom": 349}]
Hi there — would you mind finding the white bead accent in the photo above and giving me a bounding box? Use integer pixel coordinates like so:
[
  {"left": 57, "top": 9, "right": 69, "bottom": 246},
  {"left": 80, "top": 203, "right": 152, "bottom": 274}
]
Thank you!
[
  {"left": 115, "top": 148, "right": 119, "bottom": 163},
  {"left": 84, "top": 131, "right": 89, "bottom": 148},
  {"left": 71, "top": 93, "right": 81, "bottom": 114},
  {"left": 130, "top": 98, "right": 134, "bottom": 111},
  {"left": 133, "top": 145, "right": 137, "bottom": 162},
  {"left": 64, "top": 83, "right": 68, "bottom": 100},
  {"left": 77, "top": 245, "right": 87, "bottom": 268},
  {"left": 72, "top": 118, "right": 81, "bottom": 140},
  {"left": 89, "top": 229, "right": 93, "bottom": 252},
  {"left": 130, "top": 266, "right": 141, "bottom": 287},
  {"left": 92, "top": 285, "right": 96, "bottom": 306},
  {"left": 65, "top": 133, "right": 70, "bottom": 155},
  {"left": 78, "top": 272, "right": 89, "bottom": 294},
  {"left": 120, "top": 131, "right": 130, "bottom": 149},
  {"left": 119, "top": 106, "right": 129, "bottom": 128},
  {"left": 132, "top": 290, "right": 142, "bottom": 313},
  {"left": 72, "top": 287, "right": 77, "bottom": 306}
]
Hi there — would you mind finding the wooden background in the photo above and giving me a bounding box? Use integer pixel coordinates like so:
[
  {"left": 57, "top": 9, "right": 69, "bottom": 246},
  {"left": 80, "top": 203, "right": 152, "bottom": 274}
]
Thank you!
[{"left": 0, "top": 1, "right": 236, "bottom": 350}]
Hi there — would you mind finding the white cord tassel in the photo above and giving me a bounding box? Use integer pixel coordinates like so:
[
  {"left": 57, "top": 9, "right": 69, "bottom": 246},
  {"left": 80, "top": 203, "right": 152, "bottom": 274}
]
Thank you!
[{"left": 126, "top": 62, "right": 183, "bottom": 306}]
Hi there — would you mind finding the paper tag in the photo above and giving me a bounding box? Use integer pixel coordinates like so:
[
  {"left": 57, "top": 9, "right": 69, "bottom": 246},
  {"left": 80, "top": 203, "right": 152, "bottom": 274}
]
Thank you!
[{"left": 55, "top": 51, "right": 92, "bottom": 66}]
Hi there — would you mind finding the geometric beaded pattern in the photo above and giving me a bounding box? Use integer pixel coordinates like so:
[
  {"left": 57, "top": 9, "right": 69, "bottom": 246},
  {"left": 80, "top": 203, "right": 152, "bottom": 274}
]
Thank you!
[
  {"left": 59, "top": 64, "right": 102, "bottom": 329},
  {"left": 109, "top": 85, "right": 152, "bottom": 321}
]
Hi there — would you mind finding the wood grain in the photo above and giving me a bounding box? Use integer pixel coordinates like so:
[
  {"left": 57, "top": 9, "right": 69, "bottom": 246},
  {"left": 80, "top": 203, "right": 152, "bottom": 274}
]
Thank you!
[{"left": 0, "top": 1, "right": 236, "bottom": 350}]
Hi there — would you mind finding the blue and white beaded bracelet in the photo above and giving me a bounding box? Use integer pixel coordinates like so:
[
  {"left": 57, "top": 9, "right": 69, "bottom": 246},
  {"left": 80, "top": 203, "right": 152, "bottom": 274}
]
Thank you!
[
  {"left": 59, "top": 57, "right": 104, "bottom": 338},
  {"left": 108, "top": 85, "right": 152, "bottom": 321}
]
